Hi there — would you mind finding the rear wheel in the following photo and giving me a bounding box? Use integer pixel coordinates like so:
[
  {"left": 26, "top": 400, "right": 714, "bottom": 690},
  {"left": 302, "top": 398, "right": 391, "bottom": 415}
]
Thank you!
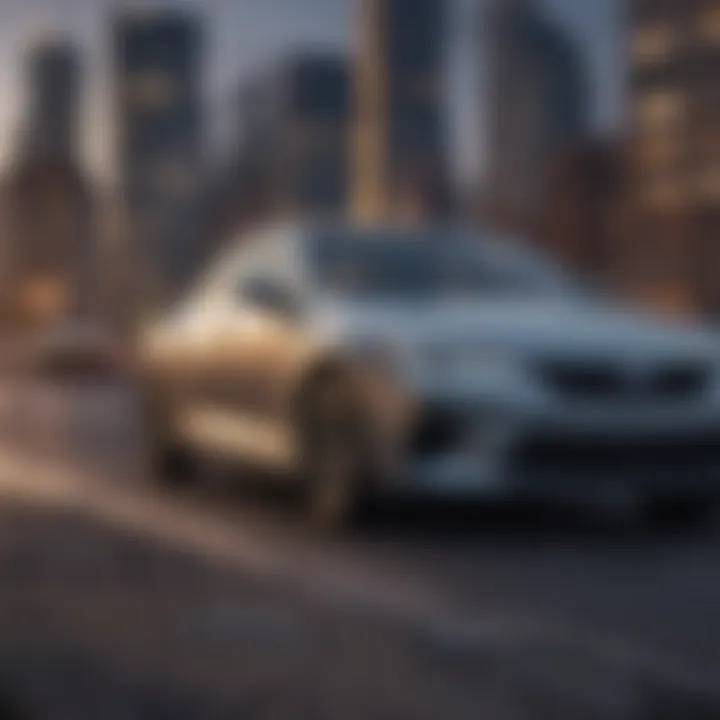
[
  {"left": 150, "top": 440, "right": 200, "bottom": 487},
  {"left": 300, "top": 373, "right": 371, "bottom": 532}
]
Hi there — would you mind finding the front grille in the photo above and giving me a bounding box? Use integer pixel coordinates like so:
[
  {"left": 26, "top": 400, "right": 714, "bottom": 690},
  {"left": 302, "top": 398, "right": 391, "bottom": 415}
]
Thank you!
[
  {"left": 650, "top": 366, "right": 708, "bottom": 398},
  {"left": 540, "top": 363, "right": 624, "bottom": 399},
  {"left": 539, "top": 361, "right": 711, "bottom": 403},
  {"left": 515, "top": 433, "right": 720, "bottom": 477}
]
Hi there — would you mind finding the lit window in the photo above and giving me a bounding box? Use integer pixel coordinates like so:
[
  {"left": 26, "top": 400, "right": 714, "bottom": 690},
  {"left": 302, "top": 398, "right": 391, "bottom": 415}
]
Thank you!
[
  {"left": 641, "top": 177, "right": 684, "bottom": 210},
  {"left": 697, "top": 5, "right": 720, "bottom": 44},
  {"left": 21, "top": 276, "right": 68, "bottom": 320},
  {"left": 153, "top": 161, "right": 198, "bottom": 196},
  {"left": 637, "top": 136, "right": 681, "bottom": 168},
  {"left": 696, "top": 169, "right": 720, "bottom": 200},
  {"left": 633, "top": 23, "right": 675, "bottom": 65},
  {"left": 635, "top": 90, "right": 684, "bottom": 131},
  {"left": 129, "top": 72, "right": 178, "bottom": 110}
]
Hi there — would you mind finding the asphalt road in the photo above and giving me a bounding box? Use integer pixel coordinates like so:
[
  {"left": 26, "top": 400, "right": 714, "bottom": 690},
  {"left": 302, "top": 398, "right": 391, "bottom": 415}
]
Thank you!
[{"left": 1, "top": 376, "right": 720, "bottom": 718}]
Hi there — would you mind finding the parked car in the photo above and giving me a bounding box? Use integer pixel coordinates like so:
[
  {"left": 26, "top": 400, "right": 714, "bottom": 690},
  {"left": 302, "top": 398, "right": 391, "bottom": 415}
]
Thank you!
[
  {"left": 29, "top": 321, "right": 123, "bottom": 379},
  {"left": 136, "top": 224, "right": 720, "bottom": 529}
]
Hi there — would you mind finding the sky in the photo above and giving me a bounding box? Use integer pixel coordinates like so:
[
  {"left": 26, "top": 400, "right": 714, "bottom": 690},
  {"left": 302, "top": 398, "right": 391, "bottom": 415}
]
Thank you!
[{"left": 0, "top": 0, "right": 624, "bottom": 184}]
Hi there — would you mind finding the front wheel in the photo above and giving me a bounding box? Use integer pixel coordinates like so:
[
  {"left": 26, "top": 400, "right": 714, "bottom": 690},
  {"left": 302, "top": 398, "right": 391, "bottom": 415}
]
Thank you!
[
  {"left": 300, "top": 374, "right": 372, "bottom": 532},
  {"left": 141, "top": 396, "right": 200, "bottom": 487},
  {"left": 150, "top": 440, "right": 200, "bottom": 487}
]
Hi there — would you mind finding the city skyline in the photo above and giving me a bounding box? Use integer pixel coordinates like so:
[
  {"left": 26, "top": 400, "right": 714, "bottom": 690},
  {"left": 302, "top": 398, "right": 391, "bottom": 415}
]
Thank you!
[{"left": 0, "top": 0, "right": 622, "bottom": 184}]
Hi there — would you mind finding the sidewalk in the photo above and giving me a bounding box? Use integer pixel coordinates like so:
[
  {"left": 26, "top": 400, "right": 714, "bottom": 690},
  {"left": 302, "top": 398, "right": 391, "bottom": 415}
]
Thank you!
[{"left": 0, "top": 500, "right": 536, "bottom": 720}]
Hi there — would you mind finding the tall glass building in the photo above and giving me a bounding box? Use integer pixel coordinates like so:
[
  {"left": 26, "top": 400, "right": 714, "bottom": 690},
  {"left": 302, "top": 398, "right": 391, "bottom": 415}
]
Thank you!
[
  {"left": 237, "top": 51, "right": 350, "bottom": 221},
  {"left": 2, "top": 37, "right": 93, "bottom": 326},
  {"left": 485, "top": 0, "right": 589, "bottom": 231},
  {"left": 629, "top": 0, "right": 720, "bottom": 315},
  {"left": 24, "top": 39, "right": 81, "bottom": 164},
  {"left": 352, "top": 0, "right": 448, "bottom": 224},
  {"left": 113, "top": 7, "right": 205, "bottom": 309}
]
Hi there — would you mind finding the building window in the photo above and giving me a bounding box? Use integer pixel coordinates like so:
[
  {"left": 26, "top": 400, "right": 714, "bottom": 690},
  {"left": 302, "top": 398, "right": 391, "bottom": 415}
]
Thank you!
[
  {"left": 152, "top": 161, "right": 198, "bottom": 197},
  {"left": 698, "top": 126, "right": 720, "bottom": 161},
  {"left": 697, "top": 4, "right": 720, "bottom": 44},
  {"left": 637, "top": 136, "right": 682, "bottom": 169},
  {"left": 641, "top": 176, "right": 684, "bottom": 210},
  {"left": 633, "top": 23, "right": 676, "bottom": 66},
  {"left": 635, "top": 89, "right": 684, "bottom": 132},
  {"left": 696, "top": 168, "right": 720, "bottom": 201},
  {"left": 129, "top": 71, "right": 178, "bottom": 110}
]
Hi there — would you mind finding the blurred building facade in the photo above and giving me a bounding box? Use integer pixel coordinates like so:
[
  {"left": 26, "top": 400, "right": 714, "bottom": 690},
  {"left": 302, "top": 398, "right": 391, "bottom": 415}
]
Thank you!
[
  {"left": 351, "top": 0, "right": 450, "bottom": 225},
  {"left": 628, "top": 0, "right": 720, "bottom": 316},
  {"left": 541, "top": 137, "right": 628, "bottom": 285},
  {"left": 233, "top": 51, "right": 351, "bottom": 225},
  {"left": 23, "top": 39, "right": 80, "bottom": 164},
  {"left": 114, "top": 7, "right": 205, "bottom": 314},
  {"left": 484, "top": 0, "right": 589, "bottom": 235},
  {"left": 0, "top": 38, "right": 94, "bottom": 330}
]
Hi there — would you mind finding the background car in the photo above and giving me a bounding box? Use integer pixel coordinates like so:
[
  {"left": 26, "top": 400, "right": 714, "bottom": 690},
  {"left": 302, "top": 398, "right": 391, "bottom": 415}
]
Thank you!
[{"left": 28, "top": 321, "right": 124, "bottom": 380}]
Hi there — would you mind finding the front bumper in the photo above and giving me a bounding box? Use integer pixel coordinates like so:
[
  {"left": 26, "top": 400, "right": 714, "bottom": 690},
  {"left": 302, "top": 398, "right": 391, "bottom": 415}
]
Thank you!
[{"left": 378, "top": 398, "right": 720, "bottom": 505}]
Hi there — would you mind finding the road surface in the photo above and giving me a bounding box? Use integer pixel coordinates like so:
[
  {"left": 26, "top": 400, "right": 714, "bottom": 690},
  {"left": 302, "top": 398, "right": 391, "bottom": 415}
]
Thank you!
[{"left": 0, "top": 376, "right": 719, "bottom": 718}]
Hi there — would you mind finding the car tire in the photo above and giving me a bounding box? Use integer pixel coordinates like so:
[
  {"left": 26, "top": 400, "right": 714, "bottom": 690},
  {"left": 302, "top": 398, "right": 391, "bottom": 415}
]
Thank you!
[
  {"left": 299, "top": 372, "right": 371, "bottom": 533},
  {"left": 150, "top": 440, "right": 200, "bottom": 487},
  {"left": 142, "top": 398, "right": 200, "bottom": 487}
]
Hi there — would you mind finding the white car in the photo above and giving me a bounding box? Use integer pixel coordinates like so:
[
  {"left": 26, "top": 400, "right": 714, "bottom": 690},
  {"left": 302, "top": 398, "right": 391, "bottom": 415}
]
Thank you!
[{"left": 136, "top": 224, "right": 720, "bottom": 528}]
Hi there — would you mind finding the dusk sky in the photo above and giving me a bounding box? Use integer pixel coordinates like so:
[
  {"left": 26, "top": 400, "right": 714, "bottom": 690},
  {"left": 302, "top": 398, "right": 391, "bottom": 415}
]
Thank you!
[{"left": 0, "top": 0, "right": 624, "bottom": 184}]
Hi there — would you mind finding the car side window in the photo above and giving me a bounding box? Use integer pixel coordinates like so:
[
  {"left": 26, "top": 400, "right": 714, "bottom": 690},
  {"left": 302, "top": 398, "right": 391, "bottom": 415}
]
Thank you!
[
  {"left": 167, "top": 242, "right": 246, "bottom": 332},
  {"left": 233, "top": 236, "right": 300, "bottom": 317},
  {"left": 234, "top": 250, "right": 270, "bottom": 304}
]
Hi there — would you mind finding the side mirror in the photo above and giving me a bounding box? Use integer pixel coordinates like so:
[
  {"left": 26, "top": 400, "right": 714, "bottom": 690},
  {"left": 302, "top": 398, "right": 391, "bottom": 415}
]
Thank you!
[{"left": 241, "top": 277, "right": 299, "bottom": 318}]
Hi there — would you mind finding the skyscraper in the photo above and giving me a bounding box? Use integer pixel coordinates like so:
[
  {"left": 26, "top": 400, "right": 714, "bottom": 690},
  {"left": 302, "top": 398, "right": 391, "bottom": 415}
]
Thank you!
[
  {"left": 541, "top": 137, "right": 626, "bottom": 281},
  {"left": 113, "top": 6, "right": 204, "bottom": 311},
  {"left": 485, "top": 0, "right": 588, "bottom": 233},
  {"left": 235, "top": 51, "right": 351, "bottom": 223},
  {"left": 628, "top": 0, "right": 720, "bottom": 315},
  {"left": 24, "top": 38, "right": 80, "bottom": 163},
  {"left": 2, "top": 36, "right": 92, "bottom": 326},
  {"left": 352, "top": 0, "right": 449, "bottom": 224}
]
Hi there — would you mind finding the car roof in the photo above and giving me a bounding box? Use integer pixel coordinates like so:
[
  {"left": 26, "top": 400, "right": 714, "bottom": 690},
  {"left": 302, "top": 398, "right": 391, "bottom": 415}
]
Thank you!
[
  {"left": 231, "top": 221, "right": 485, "bottom": 248},
  {"left": 223, "top": 221, "right": 550, "bottom": 273}
]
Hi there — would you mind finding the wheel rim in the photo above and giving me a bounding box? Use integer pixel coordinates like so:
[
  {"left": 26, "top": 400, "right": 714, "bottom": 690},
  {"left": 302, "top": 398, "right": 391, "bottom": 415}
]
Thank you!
[{"left": 307, "top": 384, "right": 360, "bottom": 526}]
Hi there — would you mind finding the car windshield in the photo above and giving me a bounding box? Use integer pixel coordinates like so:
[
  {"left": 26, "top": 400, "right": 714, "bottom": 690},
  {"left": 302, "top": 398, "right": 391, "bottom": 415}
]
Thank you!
[{"left": 310, "top": 230, "right": 579, "bottom": 301}]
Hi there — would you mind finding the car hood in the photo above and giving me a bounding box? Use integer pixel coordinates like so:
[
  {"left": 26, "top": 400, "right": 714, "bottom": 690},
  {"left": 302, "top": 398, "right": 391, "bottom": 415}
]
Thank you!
[{"left": 315, "top": 299, "right": 720, "bottom": 362}]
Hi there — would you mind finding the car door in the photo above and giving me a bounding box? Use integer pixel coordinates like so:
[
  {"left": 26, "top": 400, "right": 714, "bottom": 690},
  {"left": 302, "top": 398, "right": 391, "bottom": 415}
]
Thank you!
[
  {"left": 139, "top": 270, "right": 216, "bottom": 408},
  {"left": 206, "top": 234, "right": 311, "bottom": 470},
  {"left": 157, "top": 249, "right": 248, "bottom": 456}
]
